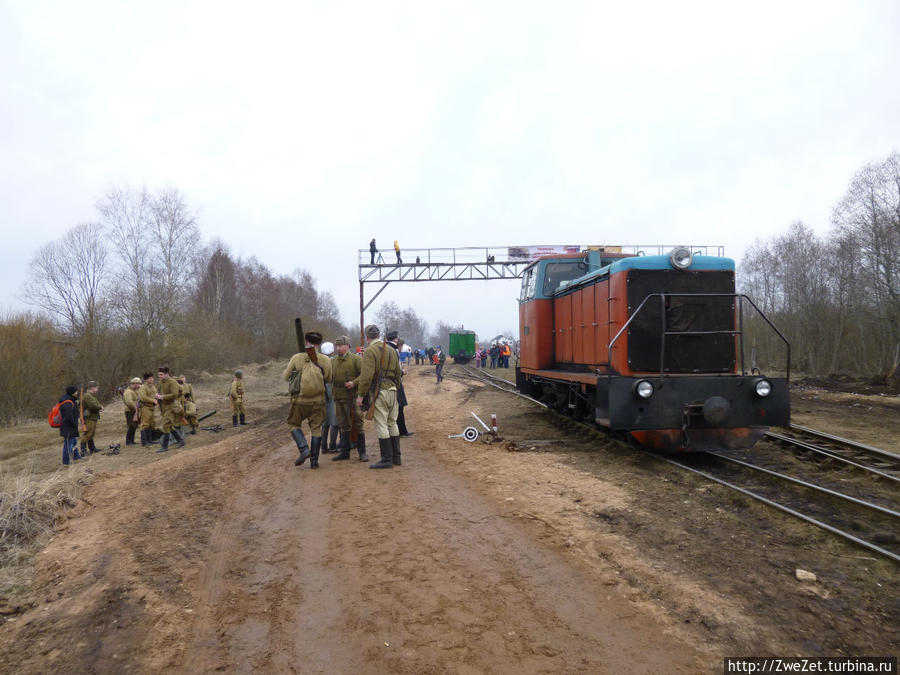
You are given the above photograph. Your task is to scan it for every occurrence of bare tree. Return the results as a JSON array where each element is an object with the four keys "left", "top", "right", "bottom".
[
  {"left": 427, "top": 320, "right": 460, "bottom": 350},
  {"left": 195, "top": 243, "right": 239, "bottom": 324},
  {"left": 374, "top": 301, "right": 429, "bottom": 348},
  {"left": 21, "top": 222, "right": 110, "bottom": 336},
  {"left": 150, "top": 187, "right": 200, "bottom": 326},
  {"left": 832, "top": 151, "right": 900, "bottom": 376},
  {"left": 97, "top": 186, "right": 157, "bottom": 333}
]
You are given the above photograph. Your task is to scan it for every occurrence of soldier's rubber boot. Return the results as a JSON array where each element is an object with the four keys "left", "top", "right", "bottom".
[
  {"left": 80, "top": 443, "right": 87, "bottom": 458},
  {"left": 125, "top": 427, "right": 137, "bottom": 446},
  {"left": 391, "top": 436, "right": 401, "bottom": 466},
  {"left": 356, "top": 432, "right": 369, "bottom": 462},
  {"left": 88, "top": 439, "right": 98, "bottom": 455},
  {"left": 156, "top": 433, "right": 170, "bottom": 453},
  {"left": 140, "top": 430, "right": 149, "bottom": 446},
  {"left": 332, "top": 431, "right": 351, "bottom": 461},
  {"left": 329, "top": 425, "right": 339, "bottom": 451},
  {"left": 232, "top": 415, "right": 238, "bottom": 427},
  {"left": 292, "top": 429, "right": 310, "bottom": 466},
  {"left": 309, "top": 436, "right": 321, "bottom": 469},
  {"left": 171, "top": 428, "right": 185, "bottom": 449},
  {"left": 190, "top": 424, "right": 197, "bottom": 435},
  {"left": 239, "top": 413, "right": 247, "bottom": 426},
  {"left": 320, "top": 424, "right": 335, "bottom": 453},
  {"left": 369, "top": 438, "right": 393, "bottom": 469}
]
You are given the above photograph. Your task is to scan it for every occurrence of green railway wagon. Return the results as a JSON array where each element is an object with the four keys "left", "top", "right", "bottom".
[{"left": 449, "top": 330, "right": 476, "bottom": 364}]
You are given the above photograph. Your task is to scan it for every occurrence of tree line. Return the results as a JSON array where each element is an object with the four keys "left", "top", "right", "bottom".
[
  {"left": 1, "top": 187, "right": 435, "bottom": 424},
  {"left": 739, "top": 152, "right": 899, "bottom": 381}
]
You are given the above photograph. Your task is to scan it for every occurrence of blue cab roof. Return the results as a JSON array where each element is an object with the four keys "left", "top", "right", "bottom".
[
  {"left": 609, "top": 254, "right": 734, "bottom": 273},
  {"left": 551, "top": 253, "right": 734, "bottom": 296}
]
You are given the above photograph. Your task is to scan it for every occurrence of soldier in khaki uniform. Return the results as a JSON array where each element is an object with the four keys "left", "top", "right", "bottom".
[
  {"left": 330, "top": 335, "right": 368, "bottom": 462},
  {"left": 355, "top": 324, "right": 403, "bottom": 469},
  {"left": 123, "top": 377, "right": 142, "bottom": 446},
  {"left": 155, "top": 365, "right": 185, "bottom": 453},
  {"left": 174, "top": 375, "right": 187, "bottom": 436},
  {"left": 79, "top": 380, "right": 103, "bottom": 455},
  {"left": 230, "top": 371, "right": 247, "bottom": 427},
  {"left": 137, "top": 372, "right": 159, "bottom": 446},
  {"left": 282, "top": 331, "right": 333, "bottom": 469},
  {"left": 178, "top": 375, "right": 199, "bottom": 434}
]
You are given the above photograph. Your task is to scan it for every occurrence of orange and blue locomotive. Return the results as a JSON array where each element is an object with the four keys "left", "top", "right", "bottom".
[{"left": 516, "top": 247, "right": 790, "bottom": 451}]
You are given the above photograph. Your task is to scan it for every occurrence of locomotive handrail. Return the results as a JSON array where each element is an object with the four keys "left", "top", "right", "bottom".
[{"left": 607, "top": 293, "right": 791, "bottom": 379}]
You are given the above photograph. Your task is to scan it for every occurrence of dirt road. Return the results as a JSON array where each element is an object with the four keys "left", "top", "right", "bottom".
[
  {"left": 4, "top": 363, "right": 897, "bottom": 673},
  {"left": 0, "top": 369, "right": 707, "bottom": 673}
]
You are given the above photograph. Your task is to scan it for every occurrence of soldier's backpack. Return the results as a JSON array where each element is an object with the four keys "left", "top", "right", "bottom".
[
  {"left": 288, "top": 369, "right": 302, "bottom": 397},
  {"left": 48, "top": 399, "right": 73, "bottom": 428}
]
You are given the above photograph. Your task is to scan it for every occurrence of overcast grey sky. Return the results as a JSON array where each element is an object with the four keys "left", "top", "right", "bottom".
[{"left": 2, "top": 1, "right": 898, "bottom": 341}]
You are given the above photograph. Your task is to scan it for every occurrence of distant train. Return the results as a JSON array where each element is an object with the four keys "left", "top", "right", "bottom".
[{"left": 516, "top": 247, "right": 790, "bottom": 451}]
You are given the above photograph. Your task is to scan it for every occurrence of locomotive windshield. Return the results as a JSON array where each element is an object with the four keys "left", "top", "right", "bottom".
[{"left": 541, "top": 261, "right": 586, "bottom": 296}]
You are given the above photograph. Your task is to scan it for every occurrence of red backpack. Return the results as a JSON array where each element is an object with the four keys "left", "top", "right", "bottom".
[{"left": 48, "top": 399, "right": 73, "bottom": 428}]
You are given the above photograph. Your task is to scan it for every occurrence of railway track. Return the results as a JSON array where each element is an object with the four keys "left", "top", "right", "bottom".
[
  {"left": 765, "top": 425, "right": 900, "bottom": 481},
  {"left": 457, "top": 365, "right": 900, "bottom": 563},
  {"left": 664, "top": 452, "right": 899, "bottom": 563}
]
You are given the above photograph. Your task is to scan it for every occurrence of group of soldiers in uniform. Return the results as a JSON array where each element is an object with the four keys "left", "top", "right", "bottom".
[
  {"left": 284, "top": 324, "right": 405, "bottom": 471},
  {"left": 121, "top": 367, "right": 200, "bottom": 453},
  {"left": 59, "top": 368, "right": 202, "bottom": 463},
  {"left": 57, "top": 327, "right": 411, "bottom": 469}
]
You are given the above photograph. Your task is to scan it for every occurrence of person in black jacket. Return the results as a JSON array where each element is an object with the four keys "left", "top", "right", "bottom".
[
  {"left": 59, "top": 385, "right": 81, "bottom": 465},
  {"left": 386, "top": 332, "right": 413, "bottom": 437}
]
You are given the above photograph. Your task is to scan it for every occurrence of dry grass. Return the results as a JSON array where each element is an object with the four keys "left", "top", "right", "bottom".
[
  {"left": 0, "top": 464, "right": 95, "bottom": 599},
  {"left": 0, "top": 361, "right": 290, "bottom": 604}
]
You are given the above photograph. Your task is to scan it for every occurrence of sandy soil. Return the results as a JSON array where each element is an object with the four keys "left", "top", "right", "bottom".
[{"left": 1, "top": 364, "right": 897, "bottom": 673}]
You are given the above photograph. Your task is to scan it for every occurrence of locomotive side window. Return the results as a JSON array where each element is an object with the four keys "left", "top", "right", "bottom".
[
  {"left": 520, "top": 268, "right": 537, "bottom": 301},
  {"left": 542, "top": 261, "right": 585, "bottom": 296}
]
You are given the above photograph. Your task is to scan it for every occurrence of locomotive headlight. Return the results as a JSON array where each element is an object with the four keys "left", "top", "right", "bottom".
[
  {"left": 635, "top": 379, "right": 654, "bottom": 399},
  {"left": 669, "top": 246, "right": 693, "bottom": 270},
  {"left": 753, "top": 378, "right": 772, "bottom": 397}
]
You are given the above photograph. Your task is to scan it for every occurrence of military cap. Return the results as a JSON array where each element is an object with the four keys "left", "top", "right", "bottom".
[
  {"left": 386, "top": 330, "right": 399, "bottom": 341},
  {"left": 235, "top": 369, "right": 243, "bottom": 377},
  {"left": 158, "top": 365, "right": 170, "bottom": 374},
  {"left": 176, "top": 374, "right": 185, "bottom": 382},
  {"left": 334, "top": 335, "right": 351, "bottom": 346},
  {"left": 87, "top": 380, "right": 99, "bottom": 388},
  {"left": 320, "top": 341, "right": 334, "bottom": 356},
  {"left": 130, "top": 377, "right": 142, "bottom": 385},
  {"left": 305, "top": 331, "right": 323, "bottom": 345},
  {"left": 365, "top": 324, "right": 380, "bottom": 339}
]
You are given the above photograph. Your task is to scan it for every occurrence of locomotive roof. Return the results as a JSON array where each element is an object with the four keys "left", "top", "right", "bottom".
[
  {"left": 610, "top": 254, "right": 734, "bottom": 273},
  {"left": 552, "top": 254, "right": 734, "bottom": 295}
]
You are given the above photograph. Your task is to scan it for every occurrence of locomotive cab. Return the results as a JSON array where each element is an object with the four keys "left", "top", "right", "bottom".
[{"left": 517, "top": 246, "right": 790, "bottom": 452}]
